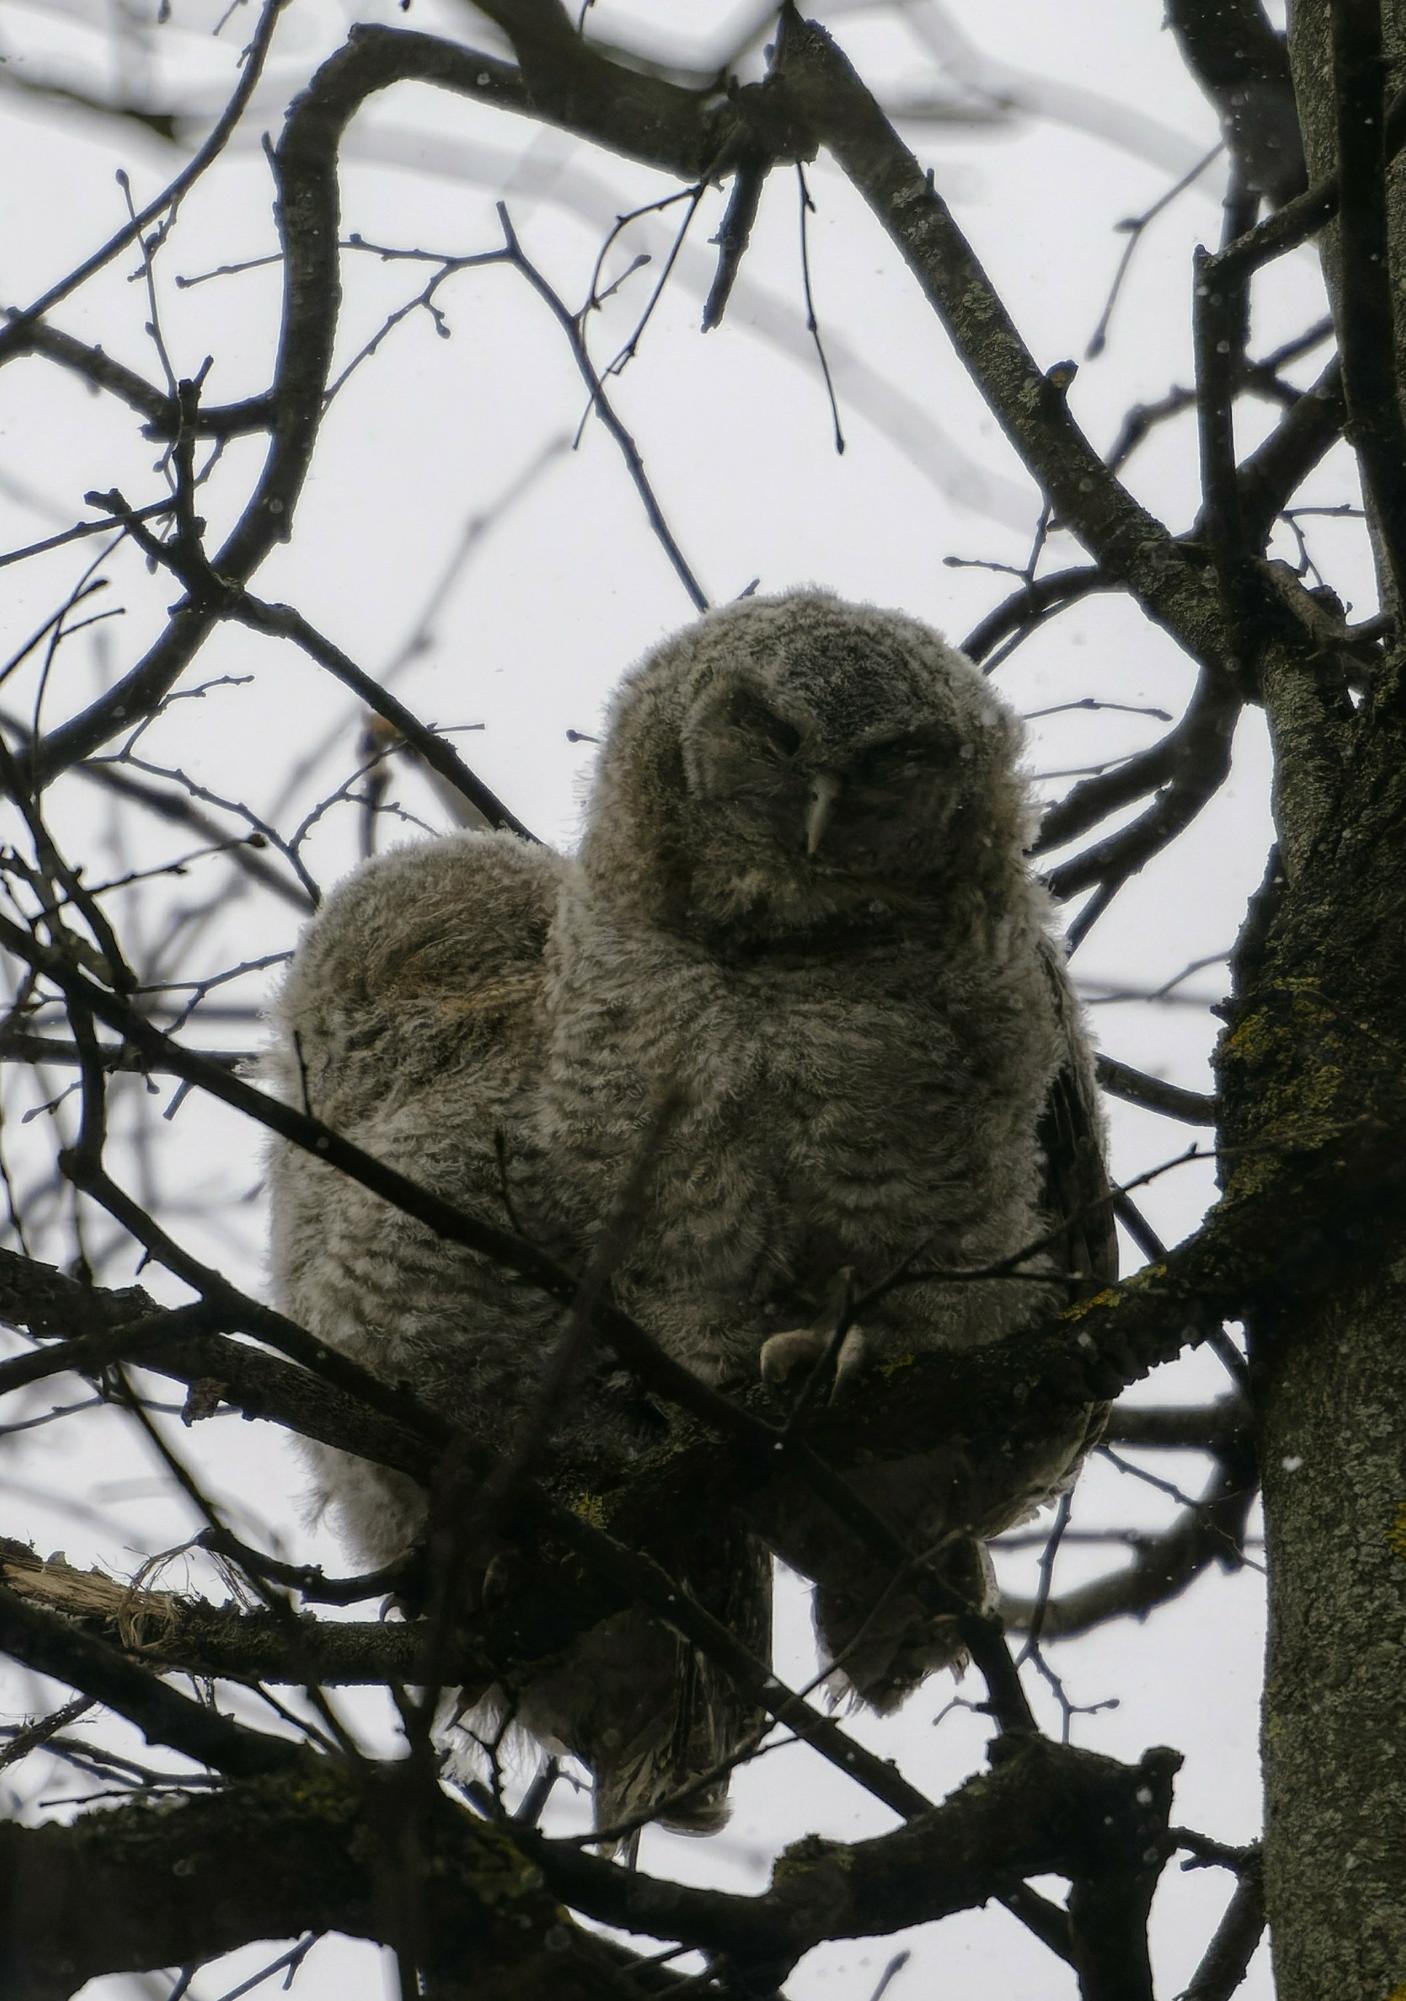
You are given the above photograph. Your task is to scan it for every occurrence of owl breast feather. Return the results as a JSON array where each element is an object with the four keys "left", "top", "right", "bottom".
[{"left": 539, "top": 909, "right": 1062, "bottom": 1372}]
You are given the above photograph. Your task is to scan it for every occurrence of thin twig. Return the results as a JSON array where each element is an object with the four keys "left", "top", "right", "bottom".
[
  {"left": 497, "top": 203, "right": 709, "bottom": 613},
  {"left": 0, "top": 0, "right": 290, "bottom": 361}
]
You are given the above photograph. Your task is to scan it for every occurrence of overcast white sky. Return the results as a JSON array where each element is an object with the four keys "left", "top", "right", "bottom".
[{"left": 0, "top": 2, "right": 1357, "bottom": 1996}]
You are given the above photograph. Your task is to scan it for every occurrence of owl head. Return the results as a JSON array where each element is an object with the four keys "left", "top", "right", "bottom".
[{"left": 579, "top": 589, "right": 1036, "bottom": 944}]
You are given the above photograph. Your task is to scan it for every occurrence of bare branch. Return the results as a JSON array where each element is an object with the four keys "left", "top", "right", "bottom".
[
  {"left": 1001, "top": 1443, "right": 1258, "bottom": 1640},
  {"left": 1182, "top": 1848, "right": 1267, "bottom": 2001},
  {"left": 1095, "top": 1056, "right": 1217, "bottom": 1126},
  {"left": 0, "top": 0, "right": 290, "bottom": 362}
]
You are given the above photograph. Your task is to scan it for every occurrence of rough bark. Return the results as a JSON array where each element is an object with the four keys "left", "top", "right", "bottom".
[
  {"left": 1220, "top": 665, "right": 1406, "bottom": 1993},
  {"left": 0, "top": 1765, "right": 639, "bottom": 2001},
  {"left": 1235, "top": 9, "right": 1406, "bottom": 1996},
  {"left": 7, "top": 8, "right": 1406, "bottom": 1994},
  {"left": 0, "top": 1739, "right": 1179, "bottom": 2000}
]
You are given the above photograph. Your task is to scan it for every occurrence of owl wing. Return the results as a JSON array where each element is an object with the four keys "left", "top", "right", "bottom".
[
  {"left": 769, "top": 936, "right": 1117, "bottom": 1712},
  {"left": 267, "top": 829, "right": 563, "bottom": 1140},
  {"left": 1005, "top": 932, "right": 1117, "bottom": 1510},
  {"left": 1035, "top": 933, "right": 1119, "bottom": 1297}
]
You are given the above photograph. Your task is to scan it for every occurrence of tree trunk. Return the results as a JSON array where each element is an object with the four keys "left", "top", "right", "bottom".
[
  {"left": 1234, "top": 13, "right": 1406, "bottom": 1992},
  {"left": 1223, "top": 727, "right": 1406, "bottom": 1999},
  {"left": 1221, "top": 673, "right": 1406, "bottom": 1994}
]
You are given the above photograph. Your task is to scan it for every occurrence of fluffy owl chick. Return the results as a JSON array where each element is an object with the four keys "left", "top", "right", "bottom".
[
  {"left": 266, "top": 831, "right": 766, "bottom": 1837},
  {"left": 538, "top": 587, "right": 1113, "bottom": 1707},
  {"left": 267, "top": 834, "right": 563, "bottom": 1567}
]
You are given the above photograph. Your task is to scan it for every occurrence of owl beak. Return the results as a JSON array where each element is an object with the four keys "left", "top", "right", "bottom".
[{"left": 805, "top": 770, "right": 843, "bottom": 857}]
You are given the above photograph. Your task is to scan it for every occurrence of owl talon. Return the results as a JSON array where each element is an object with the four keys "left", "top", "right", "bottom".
[
  {"left": 760, "top": 1327, "right": 827, "bottom": 1389},
  {"left": 759, "top": 1322, "right": 867, "bottom": 1401},
  {"left": 829, "top": 1324, "right": 868, "bottom": 1401}
]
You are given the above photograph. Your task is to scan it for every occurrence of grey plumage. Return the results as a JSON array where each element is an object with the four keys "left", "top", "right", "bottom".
[
  {"left": 267, "top": 586, "right": 1112, "bottom": 1828},
  {"left": 265, "top": 834, "right": 747, "bottom": 1833}
]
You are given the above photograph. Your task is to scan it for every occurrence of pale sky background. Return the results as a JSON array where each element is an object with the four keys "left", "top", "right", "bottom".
[{"left": 0, "top": 2, "right": 1360, "bottom": 1996}]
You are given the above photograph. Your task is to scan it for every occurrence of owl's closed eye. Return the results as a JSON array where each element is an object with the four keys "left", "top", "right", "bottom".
[{"left": 723, "top": 687, "right": 805, "bottom": 761}]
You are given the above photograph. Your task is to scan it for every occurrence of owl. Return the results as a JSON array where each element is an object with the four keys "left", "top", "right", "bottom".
[
  {"left": 538, "top": 588, "right": 1113, "bottom": 1703},
  {"left": 265, "top": 834, "right": 762, "bottom": 1838},
  {"left": 266, "top": 587, "right": 1112, "bottom": 1832}
]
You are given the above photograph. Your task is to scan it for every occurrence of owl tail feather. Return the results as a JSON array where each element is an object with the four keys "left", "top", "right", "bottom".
[
  {"left": 576, "top": 1521, "right": 774, "bottom": 1844},
  {"left": 594, "top": 1744, "right": 732, "bottom": 1844},
  {"left": 815, "top": 1532, "right": 996, "bottom": 1714},
  {"left": 593, "top": 1635, "right": 753, "bottom": 1841}
]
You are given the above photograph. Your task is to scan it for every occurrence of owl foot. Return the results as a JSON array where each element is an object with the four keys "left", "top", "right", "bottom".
[{"left": 760, "top": 1322, "right": 867, "bottom": 1402}]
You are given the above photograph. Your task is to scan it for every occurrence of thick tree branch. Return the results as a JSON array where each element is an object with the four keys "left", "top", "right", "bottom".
[
  {"left": 1182, "top": 1848, "right": 1267, "bottom": 2000},
  {"left": 0, "top": 1581, "right": 301, "bottom": 1781},
  {"left": 1207, "top": 77, "right": 1406, "bottom": 285},
  {"left": 1237, "top": 357, "right": 1345, "bottom": 546},
  {"left": 1102, "top": 1396, "right": 1248, "bottom": 1451},
  {"left": 960, "top": 566, "right": 1114, "bottom": 665},
  {"left": 0, "top": 1030, "right": 246, "bottom": 1075},
  {"left": 1095, "top": 1055, "right": 1217, "bottom": 1126},
  {"left": 0, "top": 1290, "right": 428, "bottom": 1477},
  {"left": 425, "top": 6, "right": 727, "bottom": 175},
  {"left": 1166, "top": 0, "right": 1305, "bottom": 204},
  {"left": 0, "top": 1736, "right": 1181, "bottom": 1998},
  {"left": 2, "top": 325, "right": 175, "bottom": 429},
  {"left": 0, "top": 1543, "right": 442, "bottom": 1687},
  {"left": 0, "top": 1767, "right": 640, "bottom": 2001},
  {"left": 777, "top": 12, "right": 1236, "bottom": 676}
]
